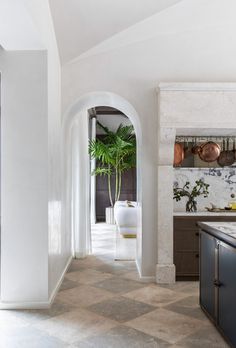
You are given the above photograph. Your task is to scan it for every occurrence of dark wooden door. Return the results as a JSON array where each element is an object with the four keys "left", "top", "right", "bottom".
[{"left": 96, "top": 167, "right": 136, "bottom": 221}]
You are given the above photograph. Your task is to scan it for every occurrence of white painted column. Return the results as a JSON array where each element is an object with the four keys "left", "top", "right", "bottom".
[
  {"left": 72, "top": 112, "right": 91, "bottom": 258},
  {"left": 90, "top": 116, "right": 96, "bottom": 224}
]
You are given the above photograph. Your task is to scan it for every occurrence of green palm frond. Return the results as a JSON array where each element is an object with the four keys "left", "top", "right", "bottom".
[
  {"left": 92, "top": 167, "right": 112, "bottom": 176},
  {"left": 116, "top": 124, "right": 135, "bottom": 141},
  {"left": 89, "top": 139, "right": 114, "bottom": 164},
  {"left": 88, "top": 120, "right": 136, "bottom": 205}
]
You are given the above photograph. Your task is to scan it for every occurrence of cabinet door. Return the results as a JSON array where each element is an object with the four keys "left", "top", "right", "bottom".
[
  {"left": 200, "top": 231, "right": 216, "bottom": 320},
  {"left": 218, "top": 243, "right": 236, "bottom": 347},
  {"left": 174, "top": 251, "right": 199, "bottom": 276}
]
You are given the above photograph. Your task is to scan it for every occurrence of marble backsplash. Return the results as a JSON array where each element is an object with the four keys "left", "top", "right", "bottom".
[{"left": 174, "top": 168, "right": 236, "bottom": 212}]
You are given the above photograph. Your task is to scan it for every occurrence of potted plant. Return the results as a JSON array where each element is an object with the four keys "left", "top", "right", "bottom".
[
  {"left": 173, "top": 179, "right": 210, "bottom": 212},
  {"left": 89, "top": 121, "right": 136, "bottom": 223}
]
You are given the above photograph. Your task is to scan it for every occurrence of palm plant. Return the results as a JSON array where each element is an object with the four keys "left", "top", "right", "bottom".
[{"left": 88, "top": 121, "right": 136, "bottom": 207}]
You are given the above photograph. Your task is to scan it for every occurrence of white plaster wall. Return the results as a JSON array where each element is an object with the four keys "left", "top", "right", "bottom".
[
  {"left": 60, "top": 15, "right": 234, "bottom": 276},
  {"left": 0, "top": 0, "right": 70, "bottom": 305},
  {"left": 61, "top": 23, "right": 236, "bottom": 278},
  {"left": 22, "top": 0, "right": 71, "bottom": 297},
  {"left": 0, "top": 50, "right": 48, "bottom": 303},
  {"left": 61, "top": 0, "right": 236, "bottom": 276},
  {"left": 62, "top": 63, "right": 158, "bottom": 276}
]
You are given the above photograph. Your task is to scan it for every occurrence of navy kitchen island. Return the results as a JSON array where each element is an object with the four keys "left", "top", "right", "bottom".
[{"left": 198, "top": 221, "right": 236, "bottom": 348}]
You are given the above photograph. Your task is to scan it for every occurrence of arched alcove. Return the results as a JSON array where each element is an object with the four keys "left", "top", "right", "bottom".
[{"left": 62, "top": 91, "right": 143, "bottom": 271}]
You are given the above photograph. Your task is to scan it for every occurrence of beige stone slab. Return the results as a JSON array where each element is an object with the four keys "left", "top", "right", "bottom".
[
  {"left": 66, "top": 268, "right": 113, "bottom": 285},
  {"left": 56, "top": 284, "right": 114, "bottom": 308},
  {"left": 171, "top": 325, "right": 230, "bottom": 348},
  {"left": 123, "top": 284, "right": 188, "bottom": 307},
  {"left": 0, "top": 310, "right": 29, "bottom": 329},
  {"left": 125, "top": 308, "right": 204, "bottom": 344},
  {"left": 34, "top": 308, "right": 118, "bottom": 344},
  {"left": 119, "top": 271, "right": 140, "bottom": 282},
  {"left": 0, "top": 326, "right": 66, "bottom": 348}
]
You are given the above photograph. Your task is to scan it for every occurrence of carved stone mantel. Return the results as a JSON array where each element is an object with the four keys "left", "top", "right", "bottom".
[{"left": 156, "top": 82, "right": 236, "bottom": 284}]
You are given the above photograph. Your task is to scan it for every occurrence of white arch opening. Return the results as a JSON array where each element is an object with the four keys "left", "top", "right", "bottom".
[{"left": 62, "top": 91, "right": 143, "bottom": 269}]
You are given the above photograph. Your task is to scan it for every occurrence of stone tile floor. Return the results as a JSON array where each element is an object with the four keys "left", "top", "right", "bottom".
[{"left": 0, "top": 223, "right": 230, "bottom": 347}]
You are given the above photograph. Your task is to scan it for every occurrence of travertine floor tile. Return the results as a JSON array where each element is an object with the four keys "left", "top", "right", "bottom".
[
  {"left": 0, "top": 326, "right": 66, "bottom": 348},
  {"left": 125, "top": 308, "right": 204, "bottom": 344},
  {"left": 60, "top": 278, "right": 80, "bottom": 291},
  {"left": 172, "top": 325, "right": 229, "bottom": 347},
  {"left": 12, "top": 300, "right": 75, "bottom": 324},
  {"left": 87, "top": 296, "right": 156, "bottom": 323},
  {"left": 70, "top": 325, "right": 171, "bottom": 348},
  {"left": 164, "top": 295, "right": 208, "bottom": 321},
  {"left": 66, "top": 268, "right": 113, "bottom": 285},
  {"left": 94, "top": 263, "right": 128, "bottom": 275},
  {"left": 0, "top": 223, "right": 225, "bottom": 347},
  {"left": 93, "top": 276, "right": 145, "bottom": 294},
  {"left": 56, "top": 284, "right": 114, "bottom": 307},
  {"left": 34, "top": 308, "right": 118, "bottom": 344},
  {"left": 124, "top": 284, "right": 188, "bottom": 307},
  {"left": 0, "top": 310, "right": 29, "bottom": 329},
  {"left": 120, "top": 270, "right": 151, "bottom": 283}
]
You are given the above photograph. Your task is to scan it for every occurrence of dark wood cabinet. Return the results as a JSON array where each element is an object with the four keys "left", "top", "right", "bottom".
[{"left": 174, "top": 215, "right": 236, "bottom": 280}]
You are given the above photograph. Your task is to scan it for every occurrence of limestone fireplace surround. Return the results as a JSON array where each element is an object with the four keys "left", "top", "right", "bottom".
[{"left": 156, "top": 83, "right": 236, "bottom": 283}]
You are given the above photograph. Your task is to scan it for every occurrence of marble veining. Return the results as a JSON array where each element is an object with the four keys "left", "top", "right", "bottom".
[
  {"left": 200, "top": 222, "right": 236, "bottom": 238},
  {"left": 174, "top": 168, "right": 236, "bottom": 212}
]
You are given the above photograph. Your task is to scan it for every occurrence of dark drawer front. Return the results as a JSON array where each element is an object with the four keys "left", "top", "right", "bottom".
[
  {"left": 174, "top": 229, "right": 199, "bottom": 252},
  {"left": 174, "top": 251, "right": 199, "bottom": 276},
  {"left": 174, "top": 217, "right": 199, "bottom": 231}
]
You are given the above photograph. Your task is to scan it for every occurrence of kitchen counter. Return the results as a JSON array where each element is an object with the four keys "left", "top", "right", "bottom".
[
  {"left": 198, "top": 221, "right": 236, "bottom": 248},
  {"left": 174, "top": 215, "right": 236, "bottom": 280},
  {"left": 174, "top": 211, "right": 236, "bottom": 216}
]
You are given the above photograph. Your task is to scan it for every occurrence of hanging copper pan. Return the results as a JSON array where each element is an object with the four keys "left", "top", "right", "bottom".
[
  {"left": 198, "top": 141, "right": 221, "bottom": 163},
  {"left": 174, "top": 142, "right": 184, "bottom": 166},
  {"left": 217, "top": 138, "right": 235, "bottom": 167},
  {"left": 192, "top": 138, "right": 200, "bottom": 155}
]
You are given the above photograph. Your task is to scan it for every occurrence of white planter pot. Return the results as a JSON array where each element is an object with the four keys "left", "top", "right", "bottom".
[{"left": 106, "top": 207, "right": 115, "bottom": 224}]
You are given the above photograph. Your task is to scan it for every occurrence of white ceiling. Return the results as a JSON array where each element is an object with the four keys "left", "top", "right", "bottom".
[
  {"left": 96, "top": 114, "right": 131, "bottom": 135},
  {"left": 48, "top": 0, "right": 183, "bottom": 64},
  {"left": 76, "top": 0, "right": 236, "bottom": 61},
  {"left": 0, "top": 0, "right": 43, "bottom": 50}
]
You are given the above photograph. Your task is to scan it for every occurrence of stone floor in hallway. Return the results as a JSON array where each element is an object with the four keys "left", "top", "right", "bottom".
[{"left": 0, "top": 223, "right": 230, "bottom": 347}]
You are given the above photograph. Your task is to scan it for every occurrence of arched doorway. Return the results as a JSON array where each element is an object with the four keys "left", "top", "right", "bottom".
[{"left": 62, "top": 92, "right": 143, "bottom": 270}]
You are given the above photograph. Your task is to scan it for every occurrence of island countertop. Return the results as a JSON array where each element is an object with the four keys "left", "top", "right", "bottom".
[
  {"left": 174, "top": 211, "right": 236, "bottom": 217},
  {"left": 198, "top": 221, "right": 236, "bottom": 247}
]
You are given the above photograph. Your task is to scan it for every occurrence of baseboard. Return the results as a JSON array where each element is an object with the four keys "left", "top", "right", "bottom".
[
  {"left": 0, "top": 299, "right": 51, "bottom": 310},
  {"left": 48, "top": 255, "right": 73, "bottom": 305},
  {"left": 135, "top": 260, "right": 156, "bottom": 282},
  {"left": 0, "top": 255, "right": 73, "bottom": 310},
  {"left": 74, "top": 251, "right": 88, "bottom": 259}
]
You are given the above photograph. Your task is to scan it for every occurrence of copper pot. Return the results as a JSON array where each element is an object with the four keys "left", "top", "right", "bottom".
[
  {"left": 198, "top": 141, "right": 221, "bottom": 162},
  {"left": 218, "top": 138, "right": 235, "bottom": 167},
  {"left": 174, "top": 142, "right": 184, "bottom": 166}
]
